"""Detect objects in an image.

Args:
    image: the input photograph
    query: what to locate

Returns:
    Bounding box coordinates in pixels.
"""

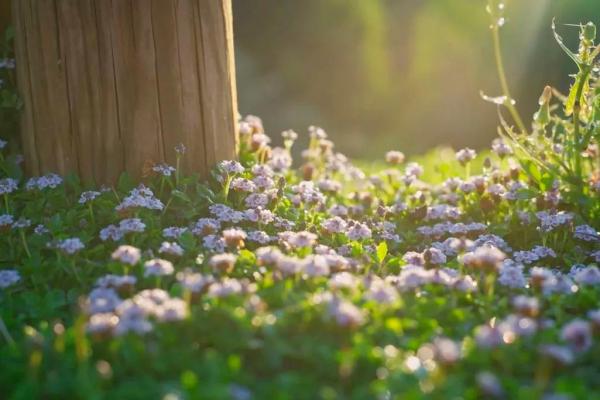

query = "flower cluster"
[0,113,599,398]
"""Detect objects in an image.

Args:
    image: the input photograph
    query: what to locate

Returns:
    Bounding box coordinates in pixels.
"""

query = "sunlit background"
[233,0,600,159]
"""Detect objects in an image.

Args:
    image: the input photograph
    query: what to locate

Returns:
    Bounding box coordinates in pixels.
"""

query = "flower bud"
[582,22,596,43]
[534,86,552,127]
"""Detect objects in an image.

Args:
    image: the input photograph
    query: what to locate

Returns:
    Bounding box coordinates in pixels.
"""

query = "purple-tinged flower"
[158,241,184,257]
[539,345,575,366]
[26,174,62,190]
[385,150,405,165]
[143,259,174,277]
[231,177,256,193]
[34,224,49,235]
[432,337,462,365]
[327,298,365,328]
[162,226,188,239]
[219,160,244,175]
[177,270,214,293]
[100,225,123,242]
[574,224,600,242]
[512,295,540,317]
[11,218,31,229]
[0,214,14,228]
[209,253,237,274]
[0,178,18,195]
[111,245,141,265]
[207,278,244,298]
[571,266,600,286]
[475,324,504,348]
[174,143,186,154]
[346,222,372,241]
[79,190,101,204]
[302,255,330,277]
[491,138,512,158]
[152,163,176,177]
[222,228,247,249]
[461,245,506,271]
[560,319,592,352]
[456,148,477,165]
[115,185,163,212]
[119,218,146,233]
[476,371,504,398]
[95,275,136,291]
[0,269,21,288]
[56,238,85,255]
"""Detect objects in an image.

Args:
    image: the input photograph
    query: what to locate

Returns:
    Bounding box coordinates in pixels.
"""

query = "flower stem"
[491,23,529,135]
[572,67,591,179]
[70,259,83,286]
[0,316,15,346]
[19,229,31,258]
[88,203,95,225]
[176,155,181,187]
[223,175,232,201]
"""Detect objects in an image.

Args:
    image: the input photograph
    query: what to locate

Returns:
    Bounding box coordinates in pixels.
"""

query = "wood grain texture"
[13,0,237,183]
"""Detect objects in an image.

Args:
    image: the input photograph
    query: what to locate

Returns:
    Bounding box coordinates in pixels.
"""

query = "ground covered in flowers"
[0,117,599,399]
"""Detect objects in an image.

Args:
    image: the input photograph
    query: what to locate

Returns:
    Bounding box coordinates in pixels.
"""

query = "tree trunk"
[12,0,238,183]
[0,2,10,34]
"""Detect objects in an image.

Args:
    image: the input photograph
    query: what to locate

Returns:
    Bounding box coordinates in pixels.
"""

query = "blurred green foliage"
[233,0,600,159]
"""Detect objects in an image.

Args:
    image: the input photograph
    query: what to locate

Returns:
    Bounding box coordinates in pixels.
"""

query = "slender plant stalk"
[571,67,591,178]
[176,155,181,187]
[3,194,9,213]
[19,229,31,258]
[0,316,15,346]
[88,203,95,225]
[491,23,529,135]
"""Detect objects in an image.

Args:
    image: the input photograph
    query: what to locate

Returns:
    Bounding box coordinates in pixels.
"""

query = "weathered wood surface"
[0,2,10,34]
[13,0,237,183]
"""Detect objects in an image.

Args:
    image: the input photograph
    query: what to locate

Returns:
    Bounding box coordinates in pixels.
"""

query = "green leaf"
[552,19,581,65]
[117,172,134,193]
[565,75,590,116]
[237,249,256,265]
[350,242,363,257]
[521,159,541,183]
[196,184,216,202]
[178,231,197,251]
[171,189,191,203]
[376,241,388,263]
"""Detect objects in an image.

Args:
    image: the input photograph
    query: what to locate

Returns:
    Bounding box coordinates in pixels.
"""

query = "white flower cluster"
[115,185,164,212]
[0,178,18,195]
[54,238,85,255]
[87,288,188,337]
[100,218,146,242]
[536,211,573,233]
[79,190,101,204]
[26,174,63,191]
[152,163,176,177]
[0,269,20,289]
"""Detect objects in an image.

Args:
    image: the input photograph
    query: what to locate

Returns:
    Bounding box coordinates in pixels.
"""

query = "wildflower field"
[1,3,600,400]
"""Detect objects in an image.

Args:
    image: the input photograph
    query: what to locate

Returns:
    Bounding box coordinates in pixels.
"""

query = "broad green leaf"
[376,241,388,263]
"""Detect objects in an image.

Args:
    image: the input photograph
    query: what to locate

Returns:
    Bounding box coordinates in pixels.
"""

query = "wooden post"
[0,2,10,34]
[12,0,238,183]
